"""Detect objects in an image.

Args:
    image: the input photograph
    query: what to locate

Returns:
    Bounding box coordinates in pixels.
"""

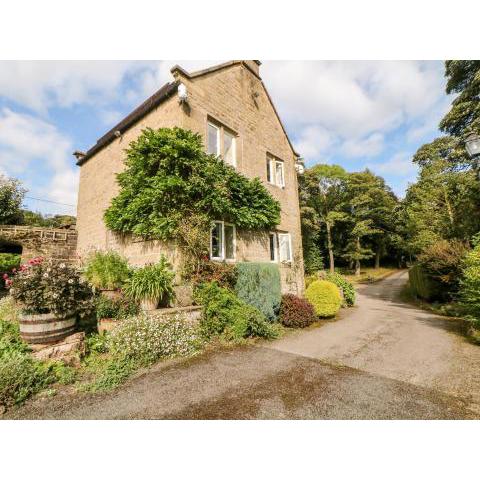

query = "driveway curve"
[6,270,480,419]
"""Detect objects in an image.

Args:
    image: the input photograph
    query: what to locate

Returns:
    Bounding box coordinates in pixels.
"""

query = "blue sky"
[0,61,451,216]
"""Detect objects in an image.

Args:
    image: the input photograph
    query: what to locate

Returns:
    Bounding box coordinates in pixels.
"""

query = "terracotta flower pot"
[140,298,159,311]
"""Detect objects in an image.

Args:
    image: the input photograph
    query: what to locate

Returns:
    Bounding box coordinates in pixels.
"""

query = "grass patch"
[343,267,399,285]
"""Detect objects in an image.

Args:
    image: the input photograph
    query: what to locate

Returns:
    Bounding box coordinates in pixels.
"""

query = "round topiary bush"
[305,280,342,318]
[279,294,317,328]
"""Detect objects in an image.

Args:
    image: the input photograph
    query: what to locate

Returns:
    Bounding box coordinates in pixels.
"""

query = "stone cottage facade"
[75,60,305,294]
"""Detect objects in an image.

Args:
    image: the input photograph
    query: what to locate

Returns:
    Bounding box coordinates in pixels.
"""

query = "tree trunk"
[326,222,335,273]
[375,247,381,269]
[442,185,455,228]
[355,237,361,276]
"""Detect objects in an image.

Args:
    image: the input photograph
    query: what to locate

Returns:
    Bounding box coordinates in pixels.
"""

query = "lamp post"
[465,133,480,177]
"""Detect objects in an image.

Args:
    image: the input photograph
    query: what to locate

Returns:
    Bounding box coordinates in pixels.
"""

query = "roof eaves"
[76,80,179,166]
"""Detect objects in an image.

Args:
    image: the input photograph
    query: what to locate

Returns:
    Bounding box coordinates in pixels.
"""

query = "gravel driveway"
[6,270,480,419]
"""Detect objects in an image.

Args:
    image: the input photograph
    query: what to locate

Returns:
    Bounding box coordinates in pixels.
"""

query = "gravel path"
[6,270,480,419]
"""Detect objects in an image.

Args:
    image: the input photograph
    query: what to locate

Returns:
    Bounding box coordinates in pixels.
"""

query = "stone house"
[75,60,305,294]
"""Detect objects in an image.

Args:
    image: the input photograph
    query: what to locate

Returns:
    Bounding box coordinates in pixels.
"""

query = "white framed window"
[267,154,285,187]
[269,232,278,262]
[278,233,292,262]
[224,131,236,167]
[207,122,220,156]
[210,221,236,261]
[269,232,292,263]
[207,119,237,167]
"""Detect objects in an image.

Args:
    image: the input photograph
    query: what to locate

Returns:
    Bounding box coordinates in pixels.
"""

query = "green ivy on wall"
[104,127,280,240]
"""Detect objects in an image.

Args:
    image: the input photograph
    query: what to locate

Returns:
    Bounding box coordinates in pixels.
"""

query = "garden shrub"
[0,253,21,287]
[305,280,342,317]
[417,239,469,299]
[279,294,317,328]
[190,260,237,290]
[194,281,280,340]
[0,317,75,407]
[108,313,202,365]
[323,272,356,306]
[84,250,131,290]
[6,257,95,317]
[408,265,441,301]
[459,244,480,334]
[123,256,175,305]
[234,262,281,321]
[0,296,18,323]
[95,295,139,320]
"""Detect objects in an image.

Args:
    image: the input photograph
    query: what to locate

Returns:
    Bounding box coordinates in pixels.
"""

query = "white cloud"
[367,152,418,177]
[0,108,77,212]
[294,125,336,160]
[341,132,384,158]
[262,61,447,163]
[0,61,147,113]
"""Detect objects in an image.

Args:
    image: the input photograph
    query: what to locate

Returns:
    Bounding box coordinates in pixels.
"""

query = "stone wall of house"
[76,61,305,294]
[0,225,78,264]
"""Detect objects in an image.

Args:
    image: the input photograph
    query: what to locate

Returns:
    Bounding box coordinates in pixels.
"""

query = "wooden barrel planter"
[19,311,77,345]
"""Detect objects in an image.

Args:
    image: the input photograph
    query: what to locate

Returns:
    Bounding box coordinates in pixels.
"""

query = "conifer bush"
[305,280,342,318]
[234,262,281,321]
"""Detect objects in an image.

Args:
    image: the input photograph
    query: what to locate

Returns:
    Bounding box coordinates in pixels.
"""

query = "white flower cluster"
[108,313,201,364]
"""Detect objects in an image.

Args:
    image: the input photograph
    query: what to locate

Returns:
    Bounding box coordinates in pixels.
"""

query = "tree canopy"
[0,174,25,225]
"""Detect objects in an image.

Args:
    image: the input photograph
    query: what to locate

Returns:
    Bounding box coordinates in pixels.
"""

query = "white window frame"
[210,221,236,262]
[269,232,279,262]
[223,130,237,168]
[207,122,221,156]
[269,232,292,264]
[278,233,292,263]
[267,154,285,188]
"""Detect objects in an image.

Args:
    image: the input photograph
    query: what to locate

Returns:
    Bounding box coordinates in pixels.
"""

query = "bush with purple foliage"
[279,294,317,328]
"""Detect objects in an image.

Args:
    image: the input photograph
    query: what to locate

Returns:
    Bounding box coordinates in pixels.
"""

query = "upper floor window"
[207,120,236,167]
[211,221,236,261]
[267,154,285,187]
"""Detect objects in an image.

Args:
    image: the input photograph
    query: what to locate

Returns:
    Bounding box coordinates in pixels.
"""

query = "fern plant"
[123,256,175,305]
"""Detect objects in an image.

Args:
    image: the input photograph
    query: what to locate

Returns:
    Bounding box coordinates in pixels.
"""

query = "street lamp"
[465,133,480,178]
[465,133,480,158]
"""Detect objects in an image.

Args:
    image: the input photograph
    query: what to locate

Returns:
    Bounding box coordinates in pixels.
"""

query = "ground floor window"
[210,221,236,261]
[269,232,292,263]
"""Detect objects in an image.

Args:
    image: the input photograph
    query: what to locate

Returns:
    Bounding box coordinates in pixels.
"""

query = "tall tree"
[342,170,393,276]
[440,60,480,142]
[299,164,348,273]
[0,174,25,225]
[401,138,480,255]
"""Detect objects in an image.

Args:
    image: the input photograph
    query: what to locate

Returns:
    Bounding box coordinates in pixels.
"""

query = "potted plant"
[95,295,139,333]
[123,256,175,311]
[5,257,95,344]
[83,250,131,298]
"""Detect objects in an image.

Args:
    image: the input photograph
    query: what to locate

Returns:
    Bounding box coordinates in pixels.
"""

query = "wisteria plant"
[5,257,95,317]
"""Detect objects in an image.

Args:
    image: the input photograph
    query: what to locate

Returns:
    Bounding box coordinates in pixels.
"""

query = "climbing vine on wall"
[104,127,281,240]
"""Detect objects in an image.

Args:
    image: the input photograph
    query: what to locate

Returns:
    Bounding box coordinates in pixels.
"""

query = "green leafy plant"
[323,272,356,307]
[279,294,317,328]
[108,313,202,365]
[0,253,21,273]
[95,295,139,321]
[459,244,480,335]
[417,239,470,300]
[6,257,95,317]
[123,256,175,305]
[194,281,280,341]
[0,296,19,323]
[104,127,280,240]
[305,280,342,317]
[84,250,131,290]
[190,260,237,290]
[234,262,281,321]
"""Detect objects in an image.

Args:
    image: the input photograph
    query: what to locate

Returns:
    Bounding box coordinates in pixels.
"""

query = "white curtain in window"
[279,233,291,262]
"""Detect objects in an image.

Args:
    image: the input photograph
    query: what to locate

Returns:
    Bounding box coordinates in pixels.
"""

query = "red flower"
[2,273,8,280]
